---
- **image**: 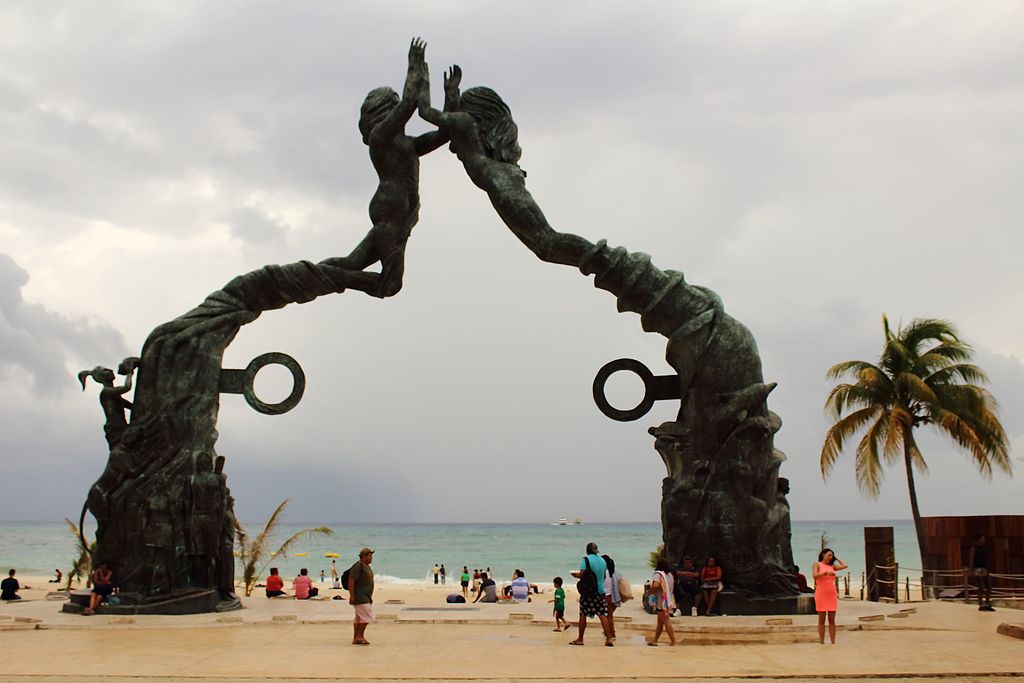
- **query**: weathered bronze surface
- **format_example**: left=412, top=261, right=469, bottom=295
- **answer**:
left=77, top=40, right=795, bottom=612
left=75, top=40, right=443, bottom=613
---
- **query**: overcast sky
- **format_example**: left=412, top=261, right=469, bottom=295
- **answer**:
left=1, top=1, right=1021, bottom=525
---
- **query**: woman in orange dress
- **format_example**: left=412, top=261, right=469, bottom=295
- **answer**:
left=813, top=548, right=848, bottom=644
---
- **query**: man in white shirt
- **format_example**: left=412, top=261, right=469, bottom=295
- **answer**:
left=510, top=570, right=530, bottom=602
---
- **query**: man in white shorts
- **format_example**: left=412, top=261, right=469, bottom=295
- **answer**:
left=348, top=547, right=375, bottom=645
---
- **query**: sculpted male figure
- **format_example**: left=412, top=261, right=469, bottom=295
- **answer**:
left=143, top=476, right=177, bottom=595
left=187, top=452, right=227, bottom=588
left=322, top=38, right=453, bottom=298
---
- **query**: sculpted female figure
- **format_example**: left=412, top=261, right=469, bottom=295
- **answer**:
left=417, top=65, right=593, bottom=268
left=78, top=357, right=139, bottom=448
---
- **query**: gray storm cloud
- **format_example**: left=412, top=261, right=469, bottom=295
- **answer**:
left=0, top=1, right=1021, bottom=523
left=0, top=253, right=127, bottom=396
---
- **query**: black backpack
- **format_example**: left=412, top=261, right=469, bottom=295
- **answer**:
left=576, top=556, right=598, bottom=598
left=340, top=563, right=356, bottom=591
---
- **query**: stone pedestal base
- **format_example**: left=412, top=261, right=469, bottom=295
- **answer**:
left=676, top=592, right=815, bottom=616
left=63, top=588, right=240, bottom=615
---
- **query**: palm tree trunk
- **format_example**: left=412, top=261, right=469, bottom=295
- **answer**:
left=903, top=434, right=930, bottom=595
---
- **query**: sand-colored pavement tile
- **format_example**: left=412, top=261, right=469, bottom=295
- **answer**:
left=1, top=600, right=1020, bottom=681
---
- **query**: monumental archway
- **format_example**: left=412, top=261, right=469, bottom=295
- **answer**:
left=73, top=40, right=796, bottom=614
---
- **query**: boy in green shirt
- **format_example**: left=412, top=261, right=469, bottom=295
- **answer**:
left=550, top=576, right=569, bottom=631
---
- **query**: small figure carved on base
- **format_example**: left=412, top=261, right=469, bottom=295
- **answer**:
left=187, top=452, right=227, bottom=589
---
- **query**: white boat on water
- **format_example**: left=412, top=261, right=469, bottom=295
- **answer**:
left=552, top=518, right=569, bottom=526
left=574, top=518, right=583, bottom=525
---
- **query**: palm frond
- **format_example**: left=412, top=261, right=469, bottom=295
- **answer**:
left=932, top=408, right=991, bottom=476
left=826, top=360, right=877, bottom=381
left=858, top=366, right=894, bottom=393
left=883, top=407, right=911, bottom=463
left=919, top=341, right=971, bottom=365
left=249, top=499, right=291, bottom=571
left=233, top=518, right=249, bottom=565
left=904, top=432, right=928, bottom=474
left=881, top=335, right=914, bottom=377
left=854, top=412, right=889, bottom=498
left=820, top=406, right=880, bottom=478
left=824, top=382, right=889, bottom=419
left=64, top=517, right=92, bottom=590
left=925, top=363, right=988, bottom=386
left=894, top=372, right=937, bottom=405
left=254, top=527, right=334, bottom=581
left=931, top=384, right=988, bottom=419
left=899, top=318, right=961, bottom=354
left=234, top=500, right=334, bottom=597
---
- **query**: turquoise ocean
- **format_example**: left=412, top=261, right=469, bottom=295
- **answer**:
left=0, top=519, right=920, bottom=586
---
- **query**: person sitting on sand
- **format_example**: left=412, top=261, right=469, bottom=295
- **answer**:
left=83, top=563, right=113, bottom=615
left=510, top=570, right=530, bottom=603
left=266, top=567, right=285, bottom=597
left=49, top=569, right=63, bottom=584
left=473, top=572, right=498, bottom=603
left=293, top=568, right=317, bottom=599
left=1, top=569, right=25, bottom=601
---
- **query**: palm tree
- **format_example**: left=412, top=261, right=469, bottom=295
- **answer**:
left=648, top=544, right=665, bottom=569
left=64, top=518, right=95, bottom=591
left=820, top=316, right=1011, bottom=579
left=234, top=499, right=333, bottom=597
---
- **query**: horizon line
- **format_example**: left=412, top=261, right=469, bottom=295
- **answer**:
left=0, top=517, right=917, bottom=525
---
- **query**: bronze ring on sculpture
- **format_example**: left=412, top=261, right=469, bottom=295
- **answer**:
left=592, top=358, right=681, bottom=422
left=218, top=352, right=305, bottom=415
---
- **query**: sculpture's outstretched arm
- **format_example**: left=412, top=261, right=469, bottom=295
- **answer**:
left=417, top=62, right=447, bottom=127
left=369, top=37, right=425, bottom=144
left=413, top=65, right=460, bottom=155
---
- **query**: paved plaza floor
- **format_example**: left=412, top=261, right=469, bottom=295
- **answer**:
left=0, top=596, right=1020, bottom=682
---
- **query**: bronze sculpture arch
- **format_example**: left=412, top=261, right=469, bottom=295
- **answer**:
left=75, top=39, right=796, bottom=614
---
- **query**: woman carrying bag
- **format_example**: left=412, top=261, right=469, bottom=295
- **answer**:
left=648, top=559, right=677, bottom=646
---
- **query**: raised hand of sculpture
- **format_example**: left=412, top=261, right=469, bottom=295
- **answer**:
left=321, top=37, right=451, bottom=298
left=78, top=356, right=140, bottom=448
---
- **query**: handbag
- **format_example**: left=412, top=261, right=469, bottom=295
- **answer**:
left=617, top=573, right=633, bottom=602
